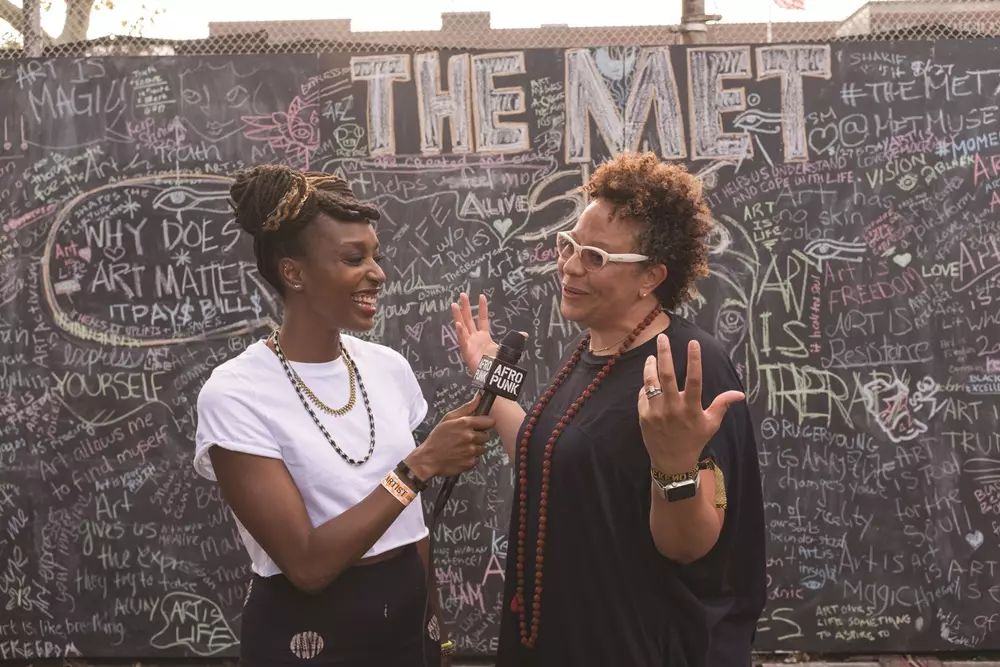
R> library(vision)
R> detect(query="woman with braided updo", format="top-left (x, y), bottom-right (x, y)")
top-left (194, 164), bottom-right (491, 666)
top-left (451, 153), bottom-right (767, 667)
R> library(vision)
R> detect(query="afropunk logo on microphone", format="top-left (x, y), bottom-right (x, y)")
top-left (472, 355), bottom-right (526, 401)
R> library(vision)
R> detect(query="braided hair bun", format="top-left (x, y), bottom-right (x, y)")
top-left (229, 165), bottom-right (381, 236)
top-left (227, 164), bottom-right (381, 294)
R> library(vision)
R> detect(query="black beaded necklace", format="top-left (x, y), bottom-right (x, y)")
top-left (269, 330), bottom-right (377, 466)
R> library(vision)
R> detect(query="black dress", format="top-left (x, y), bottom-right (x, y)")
top-left (496, 315), bottom-right (767, 667)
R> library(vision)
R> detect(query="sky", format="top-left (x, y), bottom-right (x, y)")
top-left (11, 0), bottom-right (872, 40)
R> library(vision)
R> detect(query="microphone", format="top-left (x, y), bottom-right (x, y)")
top-left (432, 330), bottom-right (528, 520)
top-left (471, 330), bottom-right (529, 416)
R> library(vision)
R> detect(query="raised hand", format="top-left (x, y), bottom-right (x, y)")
top-left (637, 335), bottom-right (745, 472)
top-left (450, 292), bottom-right (497, 374)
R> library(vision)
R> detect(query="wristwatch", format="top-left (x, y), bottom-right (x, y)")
top-left (396, 459), bottom-right (428, 493)
top-left (651, 469), bottom-right (701, 502)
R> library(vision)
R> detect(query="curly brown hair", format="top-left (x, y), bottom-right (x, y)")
top-left (581, 152), bottom-right (712, 310)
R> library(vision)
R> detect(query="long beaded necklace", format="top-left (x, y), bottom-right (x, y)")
top-left (269, 330), bottom-right (377, 466)
top-left (512, 304), bottom-right (662, 649)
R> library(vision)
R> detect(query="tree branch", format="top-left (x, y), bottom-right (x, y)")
top-left (0, 0), bottom-right (25, 34)
top-left (55, 0), bottom-right (93, 44)
top-left (0, 0), bottom-right (58, 46)
top-left (2, 0), bottom-right (156, 47)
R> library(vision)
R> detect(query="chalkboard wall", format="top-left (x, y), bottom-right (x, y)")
top-left (1, 41), bottom-right (1000, 660)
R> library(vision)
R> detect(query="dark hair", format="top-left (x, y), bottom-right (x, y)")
top-left (229, 164), bottom-right (381, 295)
top-left (581, 152), bottom-right (712, 310)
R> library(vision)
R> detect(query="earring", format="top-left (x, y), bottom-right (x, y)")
top-left (294, 285), bottom-right (303, 291)
top-left (640, 292), bottom-right (647, 298)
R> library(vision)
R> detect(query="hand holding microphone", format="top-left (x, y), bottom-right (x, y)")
top-left (405, 304), bottom-right (529, 486)
top-left (432, 327), bottom-right (529, 518)
top-left (405, 398), bottom-right (496, 480)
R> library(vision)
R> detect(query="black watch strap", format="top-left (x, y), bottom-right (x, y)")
top-left (396, 459), bottom-right (428, 493)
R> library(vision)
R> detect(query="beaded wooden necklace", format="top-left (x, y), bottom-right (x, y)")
top-left (512, 304), bottom-right (663, 648)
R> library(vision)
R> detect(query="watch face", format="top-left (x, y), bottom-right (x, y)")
top-left (666, 480), bottom-right (698, 502)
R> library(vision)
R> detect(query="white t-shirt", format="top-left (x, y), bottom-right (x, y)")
top-left (193, 335), bottom-right (430, 577)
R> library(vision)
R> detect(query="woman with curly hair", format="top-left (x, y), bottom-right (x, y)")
top-left (452, 152), bottom-right (766, 666)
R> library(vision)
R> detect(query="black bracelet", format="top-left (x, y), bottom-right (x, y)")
top-left (396, 459), bottom-right (428, 493)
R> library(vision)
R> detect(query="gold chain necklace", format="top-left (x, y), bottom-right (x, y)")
top-left (270, 331), bottom-right (375, 466)
top-left (277, 335), bottom-right (357, 417)
top-left (589, 331), bottom-right (631, 353)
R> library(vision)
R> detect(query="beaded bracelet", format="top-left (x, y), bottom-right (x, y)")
top-left (381, 470), bottom-right (417, 507)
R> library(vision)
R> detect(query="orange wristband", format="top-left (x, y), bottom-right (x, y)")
top-left (382, 470), bottom-right (417, 507)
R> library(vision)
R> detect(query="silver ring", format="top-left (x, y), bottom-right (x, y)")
top-left (645, 385), bottom-right (663, 398)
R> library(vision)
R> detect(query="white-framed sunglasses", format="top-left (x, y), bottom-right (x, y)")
top-left (555, 231), bottom-right (649, 272)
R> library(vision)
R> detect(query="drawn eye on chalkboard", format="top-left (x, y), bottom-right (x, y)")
top-left (802, 238), bottom-right (867, 266)
top-left (152, 185), bottom-right (231, 214)
top-left (182, 87), bottom-right (205, 107)
top-left (225, 85), bottom-right (250, 108)
top-left (715, 299), bottom-right (748, 350)
top-left (732, 109), bottom-right (783, 134)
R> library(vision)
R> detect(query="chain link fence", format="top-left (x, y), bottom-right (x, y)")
top-left (1, 0), bottom-right (1000, 58)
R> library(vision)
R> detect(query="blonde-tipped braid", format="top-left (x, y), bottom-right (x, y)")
top-left (263, 173), bottom-right (312, 231)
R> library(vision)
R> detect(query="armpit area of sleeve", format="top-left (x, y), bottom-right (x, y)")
top-left (409, 393), bottom-right (429, 431)
top-left (193, 440), bottom-right (283, 482)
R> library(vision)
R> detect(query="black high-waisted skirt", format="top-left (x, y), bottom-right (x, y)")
top-left (239, 543), bottom-right (442, 666)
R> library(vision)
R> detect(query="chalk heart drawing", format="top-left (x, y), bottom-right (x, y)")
top-left (893, 253), bottom-right (913, 268)
top-left (807, 124), bottom-right (838, 156)
top-left (42, 173), bottom-right (279, 348)
top-left (404, 322), bottom-right (425, 342)
top-left (966, 530), bottom-right (985, 549)
top-left (493, 218), bottom-right (513, 237)
top-left (103, 244), bottom-right (126, 262)
top-left (150, 592), bottom-right (238, 656)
